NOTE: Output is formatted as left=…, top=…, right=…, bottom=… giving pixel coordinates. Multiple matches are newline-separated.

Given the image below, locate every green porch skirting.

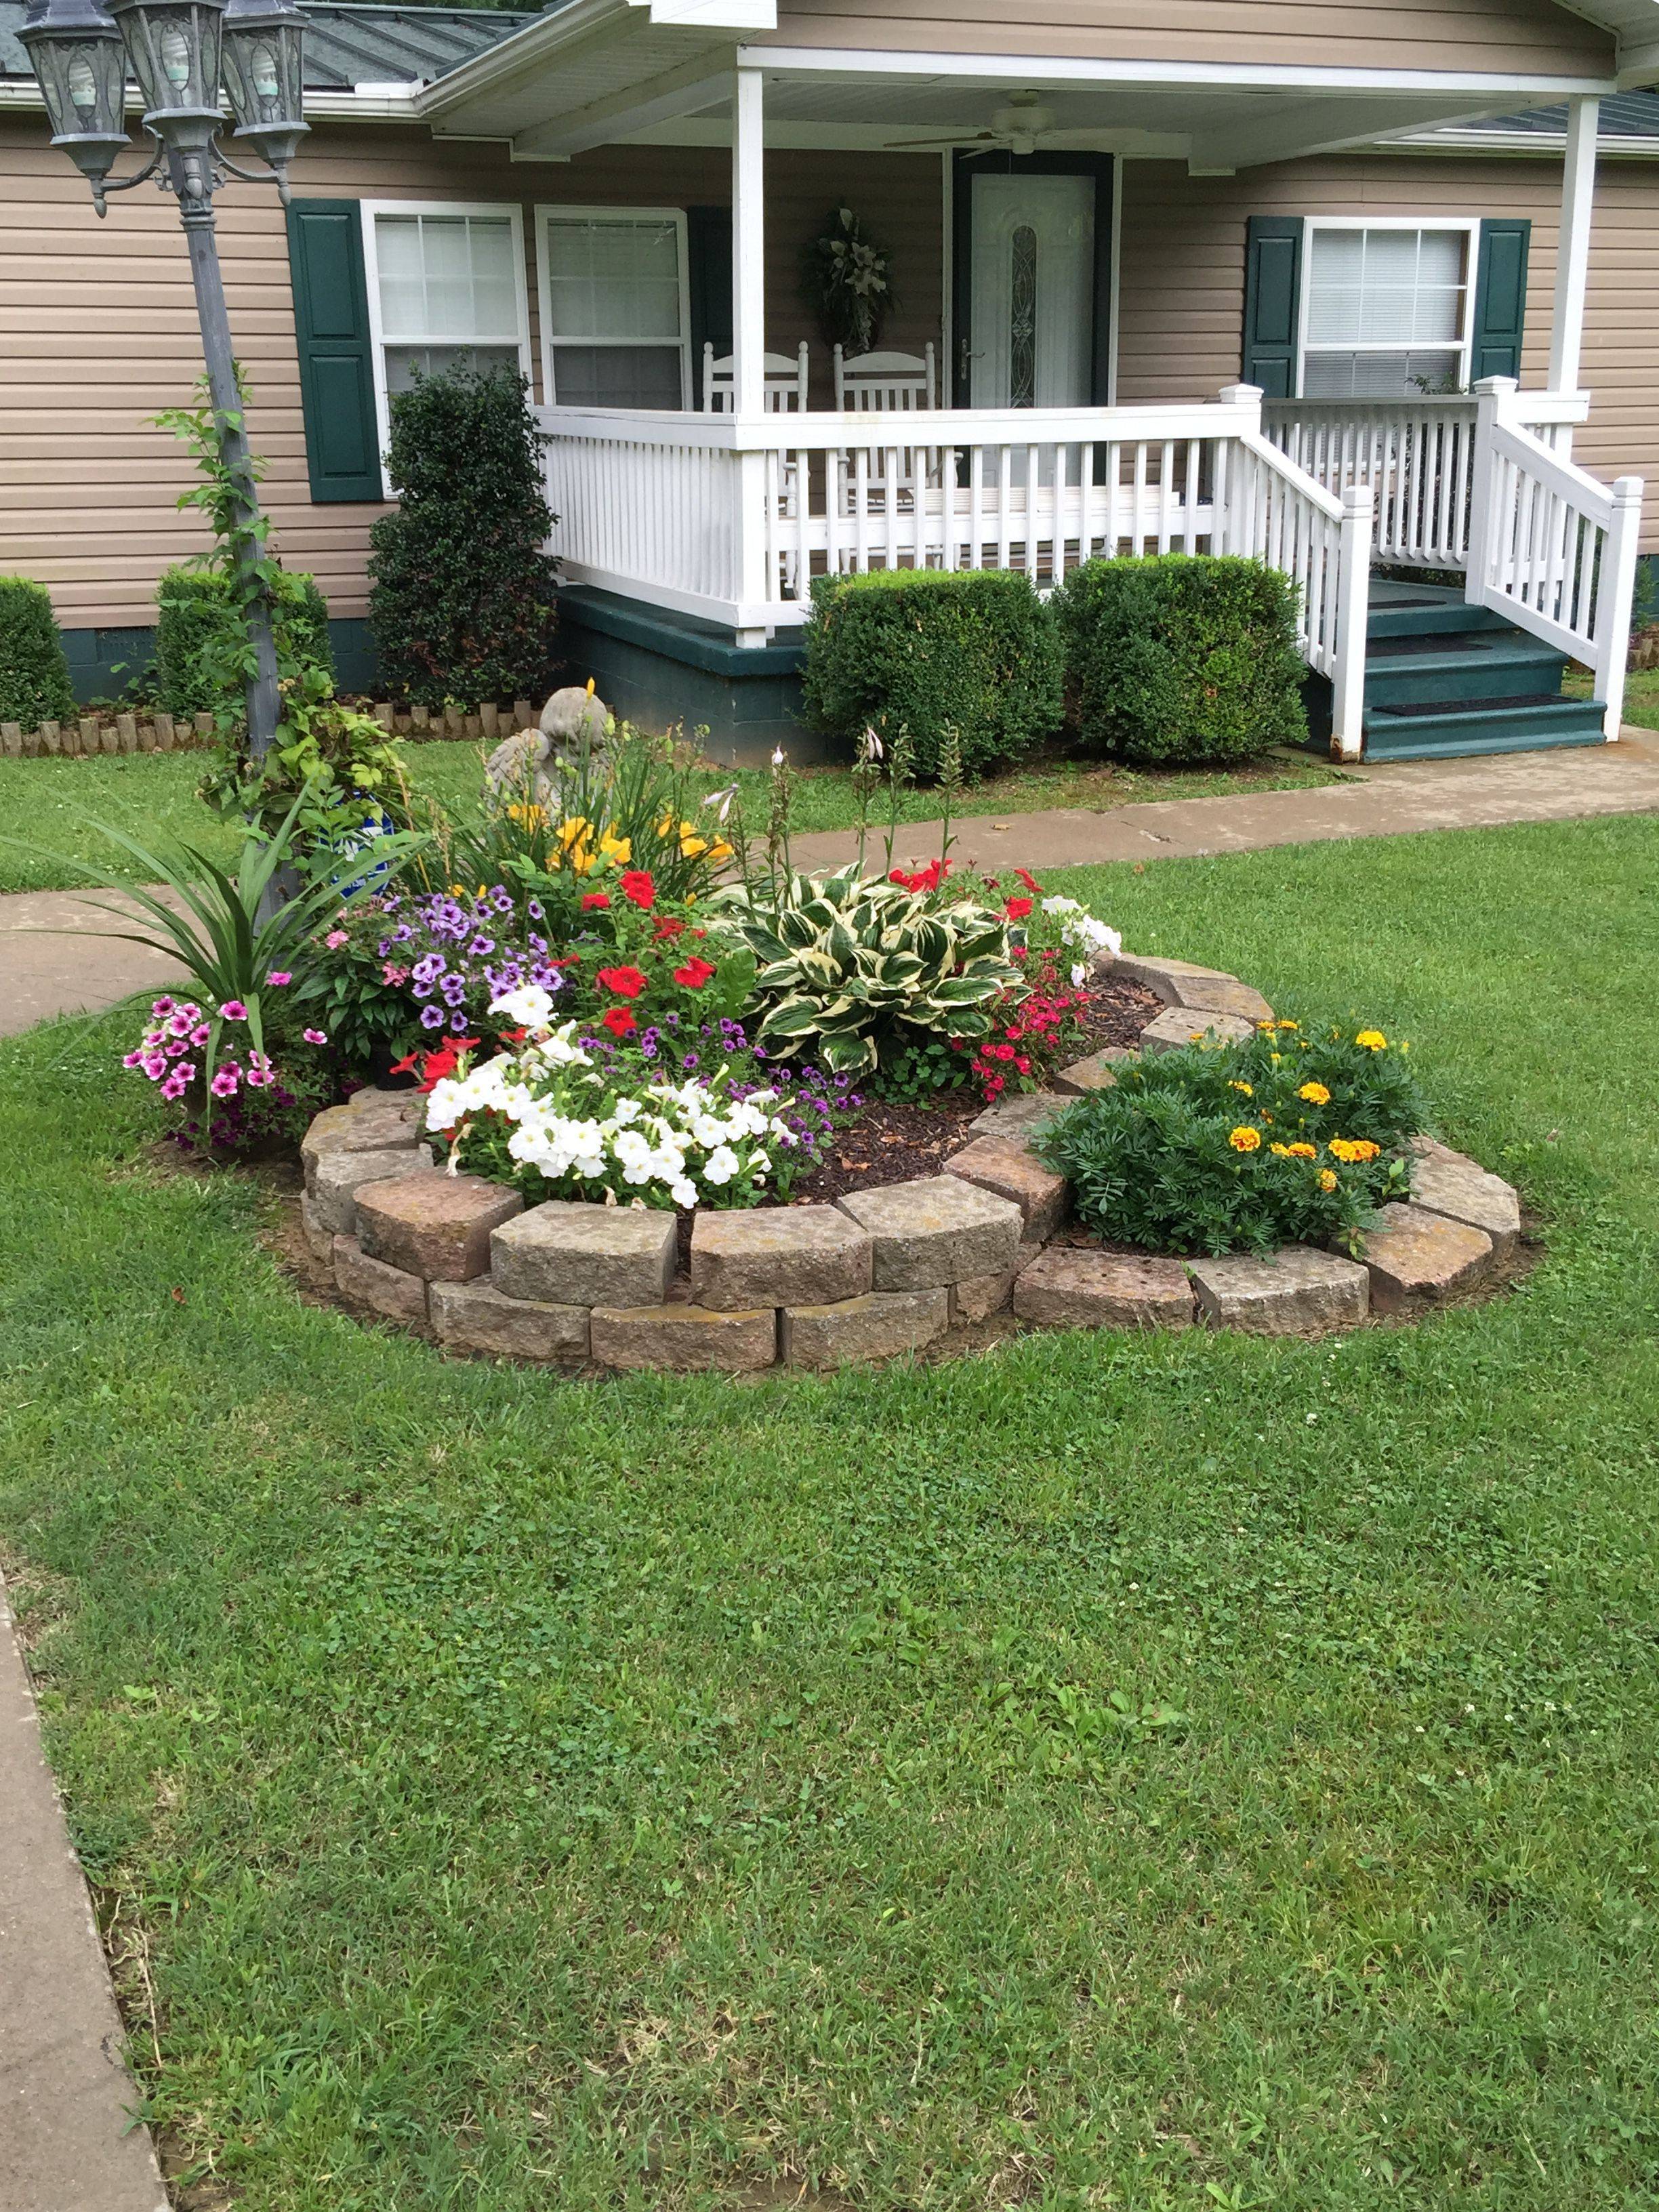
left=60, top=617, right=380, bottom=704
left=553, top=586, right=820, bottom=768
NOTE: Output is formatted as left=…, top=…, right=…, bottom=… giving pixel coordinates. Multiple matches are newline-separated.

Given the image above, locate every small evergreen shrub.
left=0, top=577, right=76, bottom=726
left=368, top=364, right=557, bottom=711
left=1054, top=554, right=1307, bottom=765
left=1035, top=1019, right=1427, bottom=1256
left=801, top=568, right=1064, bottom=777
left=154, top=566, right=332, bottom=718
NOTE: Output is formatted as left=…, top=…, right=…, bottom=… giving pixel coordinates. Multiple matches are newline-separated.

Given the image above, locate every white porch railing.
left=1467, top=379, right=1643, bottom=736
left=1261, top=391, right=1591, bottom=573
left=537, top=383, right=1376, bottom=755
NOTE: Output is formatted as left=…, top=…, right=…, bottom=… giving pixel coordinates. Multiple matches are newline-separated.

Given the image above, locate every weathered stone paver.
left=1409, top=1136, right=1522, bottom=1255
left=306, top=1145, right=434, bottom=1235
left=689, top=1204, right=871, bottom=1310
left=781, top=1288, right=950, bottom=1368
left=332, top=1235, right=427, bottom=1322
left=1187, top=1246, right=1370, bottom=1334
left=1139, top=1006, right=1258, bottom=1055
left=951, top=1267, right=1016, bottom=1323
left=429, top=1275, right=590, bottom=1361
left=591, top=1302, right=777, bottom=1372
left=968, top=1090, right=1068, bottom=1139
left=355, top=1170, right=523, bottom=1282
left=1013, top=1247, right=1194, bottom=1330
left=1052, top=1047, right=1136, bottom=1094
left=1162, top=972, right=1273, bottom=1022
left=300, top=1097, right=423, bottom=1177
left=836, top=1176, right=1023, bottom=1290
left=491, top=1200, right=677, bottom=1308
left=1354, top=1202, right=1494, bottom=1312
left=944, top=1136, right=1069, bottom=1240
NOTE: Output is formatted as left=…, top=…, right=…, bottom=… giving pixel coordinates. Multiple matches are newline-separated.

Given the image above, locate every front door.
left=953, top=155, right=1111, bottom=411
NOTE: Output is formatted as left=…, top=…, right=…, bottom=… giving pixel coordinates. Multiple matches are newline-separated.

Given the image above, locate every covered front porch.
left=412, top=5, right=1645, bottom=761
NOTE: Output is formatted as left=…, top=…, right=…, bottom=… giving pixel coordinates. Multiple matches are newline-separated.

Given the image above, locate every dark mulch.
left=775, top=972, right=1164, bottom=1210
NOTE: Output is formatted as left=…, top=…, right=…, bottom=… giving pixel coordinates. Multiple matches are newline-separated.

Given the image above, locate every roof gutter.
left=415, top=0, right=774, bottom=122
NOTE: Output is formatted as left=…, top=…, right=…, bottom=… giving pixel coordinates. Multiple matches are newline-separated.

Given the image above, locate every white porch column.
left=731, top=63, right=769, bottom=643
left=1549, top=94, right=1599, bottom=394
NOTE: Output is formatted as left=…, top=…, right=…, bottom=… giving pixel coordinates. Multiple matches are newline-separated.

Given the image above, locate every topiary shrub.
left=801, top=568, right=1064, bottom=778
left=1054, top=554, right=1307, bottom=765
left=153, top=565, right=333, bottom=718
left=0, top=576, right=76, bottom=726
left=368, top=363, right=557, bottom=712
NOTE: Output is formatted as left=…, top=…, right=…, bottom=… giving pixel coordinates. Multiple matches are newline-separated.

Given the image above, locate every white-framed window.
left=535, top=205, right=691, bottom=410
left=359, top=200, right=533, bottom=484
left=1298, top=217, right=1480, bottom=398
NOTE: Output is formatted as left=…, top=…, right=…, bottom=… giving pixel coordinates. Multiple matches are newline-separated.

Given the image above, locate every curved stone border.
left=293, top=954, right=1525, bottom=1372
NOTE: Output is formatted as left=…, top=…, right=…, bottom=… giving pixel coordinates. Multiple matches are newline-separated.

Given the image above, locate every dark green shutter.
left=1471, top=218, right=1531, bottom=382
left=1242, top=216, right=1304, bottom=397
left=686, top=205, right=733, bottom=401
left=285, top=197, right=382, bottom=503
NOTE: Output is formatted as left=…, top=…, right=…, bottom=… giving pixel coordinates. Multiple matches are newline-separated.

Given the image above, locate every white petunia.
left=703, top=1144, right=739, bottom=1186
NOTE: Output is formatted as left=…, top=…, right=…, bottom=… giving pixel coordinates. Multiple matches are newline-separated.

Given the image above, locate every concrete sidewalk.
left=0, top=889, right=187, bottom=1040
left=790, top=729, right=1659, bottom=876
left=1, top=1573, right=169, bottom=2212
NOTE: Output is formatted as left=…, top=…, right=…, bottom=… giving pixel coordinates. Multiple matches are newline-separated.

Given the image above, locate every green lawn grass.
left=0, top=743, right=1343, bottom=895
left=3, top=815, right=1659, bottom=2209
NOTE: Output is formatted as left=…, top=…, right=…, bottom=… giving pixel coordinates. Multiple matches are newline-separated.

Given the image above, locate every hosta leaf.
left=758, top=996, right=825, bottom=1038
left=754, top=957, right=804, bottom=991
left=777, top=909, right=819, bottom=949
left=820, top=1029, right=879, bottom=1075
left=926, top=975, right=1004, bottom=1006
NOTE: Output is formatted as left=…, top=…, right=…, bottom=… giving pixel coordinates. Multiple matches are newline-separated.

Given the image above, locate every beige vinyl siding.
left=1115, top=154, right=1659, bottom=546
left=0, top=119, right=943, bottom=631
left=762, top=0, right=1615, bottom=75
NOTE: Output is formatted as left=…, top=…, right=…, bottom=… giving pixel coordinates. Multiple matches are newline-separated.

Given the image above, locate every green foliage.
left=198, top=663, right=411, bottom=846
left=802, top=568, right=1064, bottom=778
left=802, top=205, right=893, bottom=354
left=368, top=365, right=557, bottom=710
left=1054, top=553, right=1308, bottom=764
left=717, top=863, right=1023, bottom=1076
left=0, top=576, right=75, bottom=726
left=153, top=375, right=283, bottom=718
left=1036, top=1019, right=1427, bottom=1255
left=153, top=565, right=333, bottom=719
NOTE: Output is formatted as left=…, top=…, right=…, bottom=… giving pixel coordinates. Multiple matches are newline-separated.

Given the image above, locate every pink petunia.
left=325, top=930, right=349, bottom=949
left=141, top=1053, right=166, bottom=1080
left=159, top=1072, right=188, bottom=1102
left=304, top=1027, right=328, bottom=1046
left=151, top=996, right=176, bottom=1016
left=219, top=1000, right=248, bottom=1021
left=190, top=1024, right=211, bottom=1048
left=266, top=970, right=291, bottom=987
left=209, top=1067, right=239, bottom=1098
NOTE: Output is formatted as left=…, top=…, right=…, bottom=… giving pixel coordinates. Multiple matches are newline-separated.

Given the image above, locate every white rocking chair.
left=703, top=340, right=811, bottom=413
left=832, top=343, right=941, bottom=519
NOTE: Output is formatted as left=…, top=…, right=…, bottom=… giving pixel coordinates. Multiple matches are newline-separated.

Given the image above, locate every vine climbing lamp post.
left=20, top=0, right=308, bottom=765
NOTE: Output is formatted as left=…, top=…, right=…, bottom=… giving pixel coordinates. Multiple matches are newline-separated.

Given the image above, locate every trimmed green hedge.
left=0, top=577, right=75, bottom=726
left=153, top=566, right=333, bottom=718
left=801, top=567, right=1064, bottom=777
left=1054, top=554, right=1307, bottom=765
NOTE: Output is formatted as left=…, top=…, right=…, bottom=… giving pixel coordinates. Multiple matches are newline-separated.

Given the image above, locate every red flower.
left=389, top=1038, right=480, bottom=1092
left=619, top=869, right=656, bottom=911
left=889, top=859, right=947, bottom=895
left=652, top=916, right=687, bottom=941
left=674, top=956, right=716, bottom=989
left=497, top=1027, right=529, bottom=1044
left=993, top=1043, right=1015, bottom=1062
left=580, top=891, right=611, bottom=911
left=1004, top=896, right=1033, bottom=921
left=600, top=1006, right=637, bottom=1038
left=596, top=964, right=647, bottom=1000
left=1014, top=867, right=1042, bottom=895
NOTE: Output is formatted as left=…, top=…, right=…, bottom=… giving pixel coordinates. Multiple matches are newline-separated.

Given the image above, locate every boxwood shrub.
left=1054, top=553, right=1307, bottom=765
left=153, top=565, right=333, bottom=718
left=801, top=567, right=1064, bottom=777
left=0, top=575, right=76, bottom=726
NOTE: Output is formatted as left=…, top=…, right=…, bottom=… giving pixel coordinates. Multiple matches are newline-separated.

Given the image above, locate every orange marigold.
left=1297, top=1080, right=1331, bottom=1105
left=1229, top=1126, right=1263, bottom=1153
left=1328, top=1136, right=1380, bottom=1164
left=1319, top=1168, right=1338, bottom=1192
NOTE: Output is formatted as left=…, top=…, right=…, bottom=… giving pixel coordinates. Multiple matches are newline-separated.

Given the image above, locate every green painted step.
left=1364, top=631, right=1570, bottom=710
left=1366, top=579, right=1517, bottom=641
left=1360, top=696, right=1606, bottom=762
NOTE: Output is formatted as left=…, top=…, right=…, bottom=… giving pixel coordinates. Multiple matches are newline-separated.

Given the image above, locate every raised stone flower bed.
left=292, top=952, right=1526, bottom=1372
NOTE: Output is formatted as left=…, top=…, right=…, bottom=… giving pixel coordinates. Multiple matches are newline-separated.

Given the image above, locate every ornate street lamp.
left=20, top=0, right=310, bottom=773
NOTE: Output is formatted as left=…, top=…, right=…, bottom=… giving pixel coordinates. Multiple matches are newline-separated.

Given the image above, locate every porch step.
left=1351, top=577, right=1606, bottom=761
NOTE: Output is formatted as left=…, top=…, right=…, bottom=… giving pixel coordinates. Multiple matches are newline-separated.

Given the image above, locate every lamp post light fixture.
left=20, top=0, right=310, bottom=771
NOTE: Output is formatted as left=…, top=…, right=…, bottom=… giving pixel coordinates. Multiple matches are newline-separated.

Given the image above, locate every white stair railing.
left=1467, top=376, right=1642, bottom=737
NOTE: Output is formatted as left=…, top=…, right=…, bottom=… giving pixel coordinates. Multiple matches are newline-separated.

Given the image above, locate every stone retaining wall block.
left=1355, top=1202, right=1495, bottom=1313
left=943, top=1136, right=1070, bottom=1242
left=492, top=1201, right=678, bottom=1308
left=781, top=1289, right=950, bottom=1369
left=430, top=1277, right=590, bottom=1361
left=1187, top=1246, right=1370, bottom=1334
left=836, top=1176, right=1023, bottom=1290
left=307, top=1147, right=435, bottom=1235
left=332, top=1235, right=428, bottom=1324
left=590, top=1303, right=778, bottom=1372
left=689, top=1206, right=872, bottom=1310
left=1139, top=1007, right=1258, bottom=1056
left=1013, top=1248, right=1194, bottom=1330
left=356, top=1171, right=524, bottom=1282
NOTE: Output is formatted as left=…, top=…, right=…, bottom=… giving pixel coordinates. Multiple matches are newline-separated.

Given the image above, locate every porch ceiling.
left=415, top=0, right=1635, bottom=167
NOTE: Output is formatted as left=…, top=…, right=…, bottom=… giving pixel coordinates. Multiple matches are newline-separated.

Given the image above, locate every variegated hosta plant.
left=717, top=865, right=1025, bottom=1076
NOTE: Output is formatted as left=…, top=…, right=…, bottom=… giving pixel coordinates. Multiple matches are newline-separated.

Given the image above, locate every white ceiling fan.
left=890, top=90, right=1101, bottom=158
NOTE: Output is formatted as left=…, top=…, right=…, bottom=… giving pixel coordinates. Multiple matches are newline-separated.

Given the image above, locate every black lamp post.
left=20, top=0, right=308, bottom=768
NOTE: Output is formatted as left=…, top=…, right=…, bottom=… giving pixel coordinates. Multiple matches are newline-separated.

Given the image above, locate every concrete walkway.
left=1, top=1572, right=169, bottom=2212
left=790, top=726, right=1659, bottom=876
